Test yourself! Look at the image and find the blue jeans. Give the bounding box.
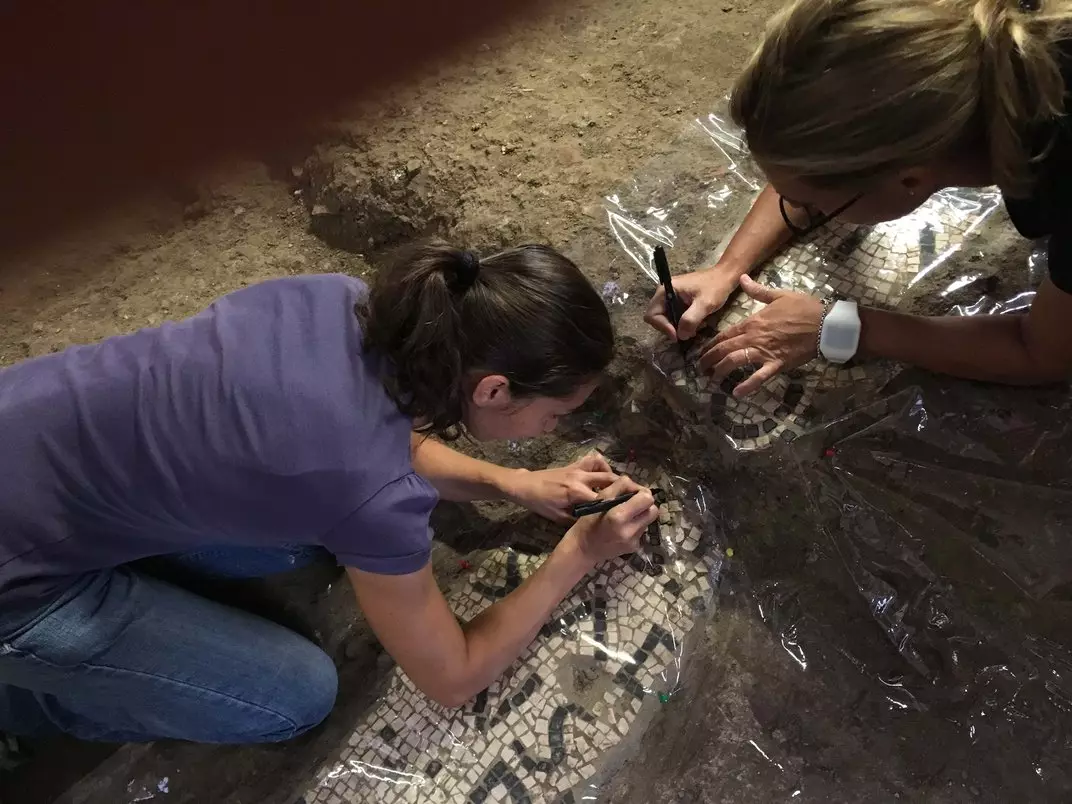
[0,547,338,744]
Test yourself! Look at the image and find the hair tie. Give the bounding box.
[455,250,481,292]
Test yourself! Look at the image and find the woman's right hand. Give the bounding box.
[350,473,660,708]
[644,264,744,342]
[565,475,660,565]
[645,185,796,342]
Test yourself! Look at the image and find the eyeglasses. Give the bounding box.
[778,193,862,239]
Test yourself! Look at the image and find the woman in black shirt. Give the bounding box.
[645,0,1072,396]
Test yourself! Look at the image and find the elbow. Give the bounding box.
[1010,318,1072,386]
[1014,368,1071,387]
[429,689,471,709]
[422,681,475,709]
[1008,354,1072,386]
[415,667,480,708]
[1031,354,1072,384]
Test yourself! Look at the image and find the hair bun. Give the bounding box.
[451,249,481,292]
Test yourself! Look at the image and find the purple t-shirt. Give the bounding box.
[0,274,438,605]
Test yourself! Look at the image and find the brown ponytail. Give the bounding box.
[360,241,614,439]
[730,0,1072,196]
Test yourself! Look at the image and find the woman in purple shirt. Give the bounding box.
[0,242,658,744]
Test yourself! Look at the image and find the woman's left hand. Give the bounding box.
[698,275,825,397]
[505,452,619,524]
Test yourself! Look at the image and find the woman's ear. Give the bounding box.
[470,374,513,409]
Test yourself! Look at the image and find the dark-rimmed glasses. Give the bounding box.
[778,193,862,239]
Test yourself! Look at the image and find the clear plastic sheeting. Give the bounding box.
[605,111,764,282]
[596,104,1072,798]
[124,773,171,802]
[304,443,726,804]
[747,379,1072,796]
[606,109,1002,453]
[298,105,1069,802]
[598,279,629,307]
[947,237,1049,317]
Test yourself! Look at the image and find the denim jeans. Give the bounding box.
[0,546,338,744]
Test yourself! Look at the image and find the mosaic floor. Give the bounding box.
[301,455,722,804]
[654,189,998,451]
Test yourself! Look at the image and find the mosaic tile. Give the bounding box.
[654,191,996,451]
[304,455,723,803]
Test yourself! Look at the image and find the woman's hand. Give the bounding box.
[644,264,744,341]
[347,474,657,708]
[563,475,659,565]
[698,276,824,397]
[504,452,619,523]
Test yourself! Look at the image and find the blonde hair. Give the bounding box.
[730,0,1072,196]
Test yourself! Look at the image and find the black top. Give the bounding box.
[1003,44,1072,294]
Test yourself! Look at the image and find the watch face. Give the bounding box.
[827,327,856,350]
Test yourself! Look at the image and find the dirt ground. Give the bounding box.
[0,0,769,365]
[4,0,1072,802]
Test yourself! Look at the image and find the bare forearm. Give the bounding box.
[716,184,796,277]
[860,308,1060,384]
[410,434,521,502]
[349,535,593,708]
[353,476,653,708]
[455,534,591,699]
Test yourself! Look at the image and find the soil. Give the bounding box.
[0,0,769,366]
[4,0,1072,803]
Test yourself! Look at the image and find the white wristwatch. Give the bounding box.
[818,300,861,364]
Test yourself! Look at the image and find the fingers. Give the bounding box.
[587,479,661,559]
[547,510,576,525]
[739,275,783,305]
[732,361,781,397]
[675,297,712,342]
[567,471,619,504]
[704,342,782,395]
[698,334,748,374]
[614,508,658,552]
[712,319,745,345]
[568,485,601,505]
[643,288,678,339]
[646,275,715,342]
[575,452,613,474]
[602,474,642,497]
[608,485,657,522]
[578,471,619,491]
[709,350,756,384]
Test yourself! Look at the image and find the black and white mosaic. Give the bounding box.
[305,458,722,804]
[654,188,999,451]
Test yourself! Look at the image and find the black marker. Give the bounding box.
[571,488,667,519]
[653,245,688,353]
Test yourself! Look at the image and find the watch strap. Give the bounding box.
[816,297,835,360]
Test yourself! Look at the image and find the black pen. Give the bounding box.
[571,488,667,519]
[653,245,689,354]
